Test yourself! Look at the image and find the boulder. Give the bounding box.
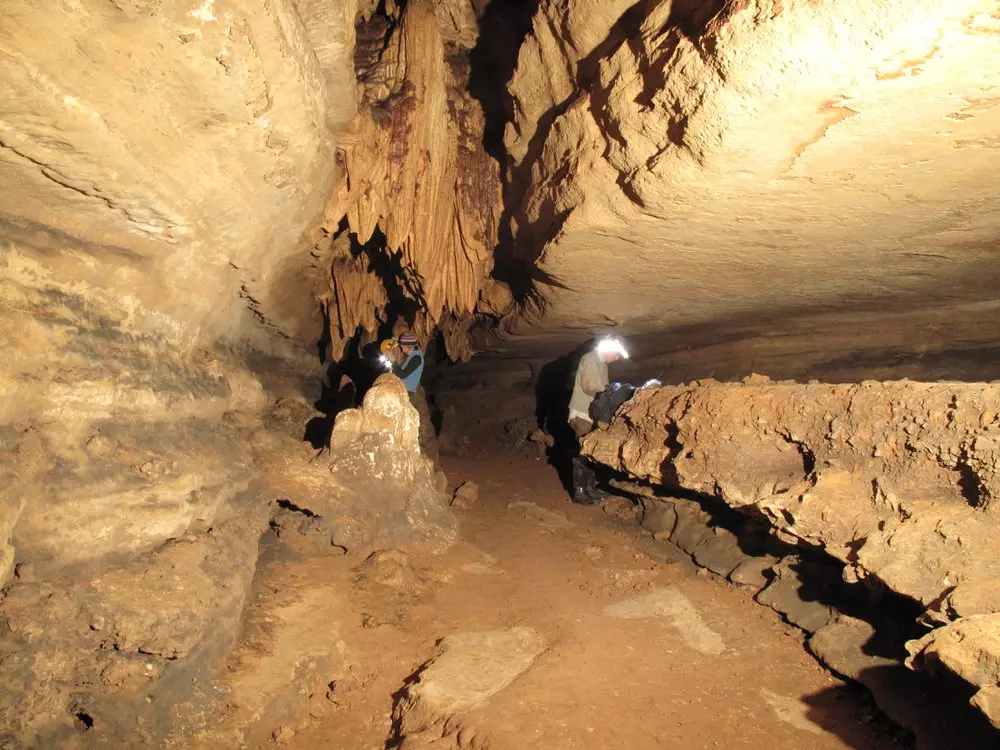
[266,376,457,555]
[907,614,1000,729]
[669,501,713,555]
[809,616,897,681]
[451,481,480,509]
[729,556,779,591]
[691,527,749,578]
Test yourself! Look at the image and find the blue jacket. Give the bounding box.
[394,348,424,393]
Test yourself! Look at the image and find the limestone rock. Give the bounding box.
[0,504,269,746]
[528,428,555,448]
[729,556,779,591]
[640,497,678,538]
[940,580,1000,621]
[584,379,1000,610]
[810,616,897,681]
[668,501,712,555]
[393,627,546,738]
[267,376,458,555]
[691,527,749,578]
[906,614,1000,729]
[324,0,502,360]
[756,558,835,634]
[451,481,480,509]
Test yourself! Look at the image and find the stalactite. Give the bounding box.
[323,0,504,360]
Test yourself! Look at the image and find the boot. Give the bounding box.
[572,458,603,505]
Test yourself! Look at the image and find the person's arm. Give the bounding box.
[579,355,605,396]
[393,352,423,378]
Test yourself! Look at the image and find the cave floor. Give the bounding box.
[239,454,902,750]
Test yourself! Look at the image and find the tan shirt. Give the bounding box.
[568,350,608,424]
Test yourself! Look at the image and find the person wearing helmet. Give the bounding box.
[388,331,438,460]
[567,336,628,503]
[392,332,424,392]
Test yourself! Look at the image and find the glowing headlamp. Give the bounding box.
[596,336,629,359]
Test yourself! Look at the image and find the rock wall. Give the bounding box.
[0,0,355,592]
[583,376,1000,727]
[0,372,454,746]
[0,3,458,744]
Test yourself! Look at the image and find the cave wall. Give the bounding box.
[0,2,464,743]
[0,0,361,590]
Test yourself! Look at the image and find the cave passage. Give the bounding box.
[2,0,1000,748]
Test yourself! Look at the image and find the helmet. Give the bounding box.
[398,332,418,346]
[380,339,399,354]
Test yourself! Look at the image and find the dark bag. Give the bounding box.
[590,381,637,425]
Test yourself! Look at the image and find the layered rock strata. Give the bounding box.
[583,376,1000,728]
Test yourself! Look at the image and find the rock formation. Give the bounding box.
[320,0,504,360]
[582,376,1000,727]
[498,0,1000,351]
[0,364,453,744]
[4,0,1000,744]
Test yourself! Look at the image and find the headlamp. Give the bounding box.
[596,337,629,359]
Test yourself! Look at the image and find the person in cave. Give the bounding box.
[567,336,629,504]
[389,331,438,461]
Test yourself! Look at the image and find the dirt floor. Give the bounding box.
[235,453,911,750]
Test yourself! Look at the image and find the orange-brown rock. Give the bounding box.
[583,377,1000,606]
[325,0,502,360]
[583,376,1000,727]
[496,0,1000,367]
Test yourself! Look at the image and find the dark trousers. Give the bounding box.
[569,417,598,494]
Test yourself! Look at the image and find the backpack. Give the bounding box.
[590,381,637,425]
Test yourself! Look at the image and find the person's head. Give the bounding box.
[596,336,629,364]
[398,331,418,356]
[379,338,401,365]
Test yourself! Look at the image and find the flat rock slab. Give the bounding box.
[759,689,823,736]
[603,587,726,656]
[729,556,778,590]
[460,562,505,575]
[396,627,546,736]
[507,501,574,531]
[756,571,835,634]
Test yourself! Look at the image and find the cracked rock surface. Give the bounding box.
[583,375,1000,727]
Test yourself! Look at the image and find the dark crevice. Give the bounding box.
[384,661,427,749]
[275,498,317,518]
[73,710,94,733]
[957,458,984,507]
